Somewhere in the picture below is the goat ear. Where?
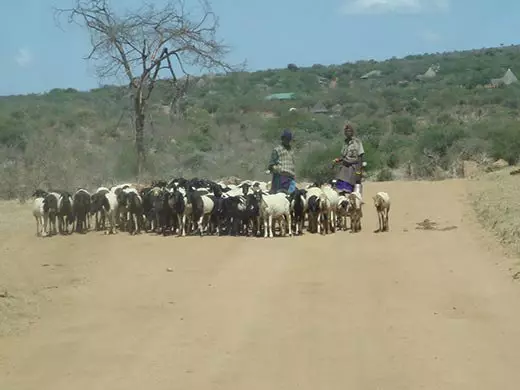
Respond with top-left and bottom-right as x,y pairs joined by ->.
361,201 -> 365,205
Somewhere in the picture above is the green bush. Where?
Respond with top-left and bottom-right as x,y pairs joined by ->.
4,42 -> 520,195
299,144 -> 342,182
392,115 -> 415,135
488,122 -> 520,164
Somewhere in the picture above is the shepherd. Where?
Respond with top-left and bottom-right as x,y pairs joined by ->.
332,123 -> 365,193
267,129 -> 296,194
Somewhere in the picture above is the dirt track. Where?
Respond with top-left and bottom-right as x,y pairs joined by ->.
2,179 -> 520,389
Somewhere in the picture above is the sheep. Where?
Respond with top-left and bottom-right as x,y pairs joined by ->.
177,187 -> 195,235
348,190 -> 364,233
116,187 -> 143,234
116,187 -> 140,231
220,194 -> 248,236
73,189 -> 91,234
154,188 -> 175,236
305,186 -> 327,234
102,191 -> 119,235
43,192 -> 61,236
255,191 -> 292,238
28,175 -> 386,239
57,192 -> 75,235
198,194 -> 216,236
373,191 -> 391,233
243,193 -> 262,236
336,194 -> 351,231
91,188 -> 109,231
320,184 -> 340,234
32,189 -> 48,237
289,188 -> 307,235
91,190 -> 119,235
144,186 -> 167,233
125,190 -> 145,235
183,188 -> 207,236
167,187 -> 187,237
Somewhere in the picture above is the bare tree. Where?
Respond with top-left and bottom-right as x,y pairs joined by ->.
55,0 -> 240,178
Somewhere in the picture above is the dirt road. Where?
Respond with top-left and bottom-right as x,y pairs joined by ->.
2,179 -> 520,389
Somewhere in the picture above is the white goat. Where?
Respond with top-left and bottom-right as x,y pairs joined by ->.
320,184 -> 340,234
32,193 -> 47,237
373,191 -> 391,232
336,194 -> 351,231
103,191 -> 119,235
348,190 -> 364,233
257,192 -> 292,238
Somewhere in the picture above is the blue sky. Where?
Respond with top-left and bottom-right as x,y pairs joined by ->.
0,0 -> 518,96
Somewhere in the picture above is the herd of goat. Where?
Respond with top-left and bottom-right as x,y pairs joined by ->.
31,177 -> 391,238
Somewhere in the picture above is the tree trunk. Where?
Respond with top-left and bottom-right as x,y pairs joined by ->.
134,92 -> 146,180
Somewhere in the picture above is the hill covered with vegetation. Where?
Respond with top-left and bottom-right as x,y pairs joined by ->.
2,44 -> 520,198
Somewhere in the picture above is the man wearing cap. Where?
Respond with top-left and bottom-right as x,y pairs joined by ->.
332,123 -> 364,193
267,129 -> 296,194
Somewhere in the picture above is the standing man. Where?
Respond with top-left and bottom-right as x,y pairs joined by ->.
267,129 -> 296,194
333,123 -> 364,193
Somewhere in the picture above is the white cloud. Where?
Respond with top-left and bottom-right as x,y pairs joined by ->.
14,48 -> 33,68
340,0 -> 449,14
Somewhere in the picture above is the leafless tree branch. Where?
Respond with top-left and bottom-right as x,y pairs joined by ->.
54,0 -> 243,177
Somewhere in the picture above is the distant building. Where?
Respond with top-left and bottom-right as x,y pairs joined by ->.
311,101 -> 328,114
264,92 -> 296,101
360,70 -> 382,79
490,68 -> 518,87
416,64 -> 440,80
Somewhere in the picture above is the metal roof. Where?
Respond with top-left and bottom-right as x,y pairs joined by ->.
265,92 -> 296,100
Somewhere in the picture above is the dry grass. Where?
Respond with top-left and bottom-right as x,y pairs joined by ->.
468,166 -> 520,261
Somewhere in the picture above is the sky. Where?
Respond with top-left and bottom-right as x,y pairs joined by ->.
0,0 -> 519,96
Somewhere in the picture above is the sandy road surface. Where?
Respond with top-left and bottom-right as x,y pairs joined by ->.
2,179 -> 520,389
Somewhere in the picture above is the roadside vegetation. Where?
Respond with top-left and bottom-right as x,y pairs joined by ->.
2,41 -> 520,199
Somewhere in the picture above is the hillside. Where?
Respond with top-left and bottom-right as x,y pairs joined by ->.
2,44 -> 520,199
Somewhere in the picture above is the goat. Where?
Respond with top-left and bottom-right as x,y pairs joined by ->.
255,192 -> 292,238
373,191 -> 391,232
32,189 -> 48,237
167,187 -> 187,237
43,192 -> 61,236
336,194 -> 351,231
125,190 -> 145,235
102,191 -> 119,235
348,191 -> 364,233
289,188 -> 307,235
305,186 -> 327,234
57,192 -> 75,235
73,189 -> 91,234
91,187 -> 109,231
320,184 -> 340,234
